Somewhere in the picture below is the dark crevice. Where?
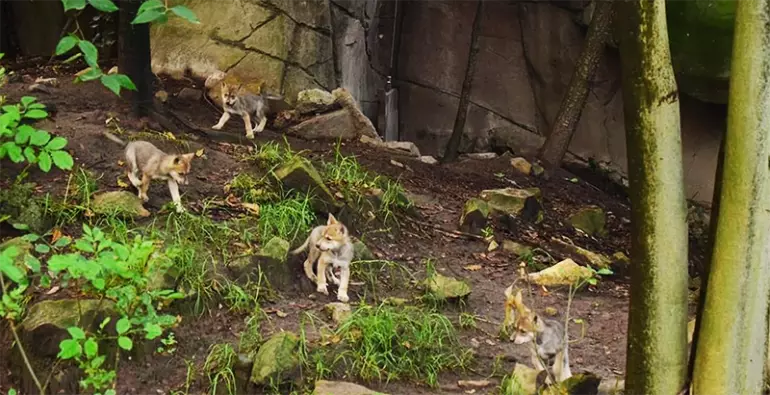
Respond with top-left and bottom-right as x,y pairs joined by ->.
237,12 -> 279,43
258,0 -> 332,36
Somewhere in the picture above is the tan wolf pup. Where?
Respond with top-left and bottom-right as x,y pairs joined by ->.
291,213 -> 354,303
103,131 -> 195,213
505,285 -> 572,383
211,83 -> 281,139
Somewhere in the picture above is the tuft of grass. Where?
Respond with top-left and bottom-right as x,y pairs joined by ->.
322,141 -> 411,223
226,172 -> 279,204
458,313 -> 478,329
314,303 -> 472,387
257,193 -> 316,244
238,313 -> 264,354
204,343 -> 237,395
499,372 -> 527,395
245,139 -> 302,172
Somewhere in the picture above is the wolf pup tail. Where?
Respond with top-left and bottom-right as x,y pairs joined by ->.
103,131 -> 127,146
262,93 -> 284,101
290,235 -> 311,255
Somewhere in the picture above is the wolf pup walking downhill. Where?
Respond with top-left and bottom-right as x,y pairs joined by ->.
291,214 -> 354,302
211,83 -> 281,139
103,131 -> 195,213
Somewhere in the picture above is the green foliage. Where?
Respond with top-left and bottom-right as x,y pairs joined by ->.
204,343 -> 237,395
226,172 -> 279,204
312,303 -> 472,387
499,373 -> 527,395
257,194 -> 316,244
55,0 -> 198,96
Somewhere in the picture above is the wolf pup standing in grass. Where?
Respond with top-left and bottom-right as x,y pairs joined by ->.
292,213 -> 354,303
103,131 -> 195,213
211,82 -> 281,139
505,285 -> 572,384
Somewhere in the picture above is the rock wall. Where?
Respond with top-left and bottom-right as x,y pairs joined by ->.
148,0 -> 725,204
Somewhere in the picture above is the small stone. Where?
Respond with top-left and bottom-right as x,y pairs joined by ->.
390,159 -> 405,168
465,152 -> 498,160
532,163 -> 545,177
419,155 -> 438,164
544,306 -> 558,316
528,258 -> 594,287
259,237 -> 290,263
91,191 -> 151,218
424,272 -> 471,300
107,66 -> 119,75
250,332 -> 300,385
27,84 -> 53,94
313,380 -> 385,395
458,380 -> 491,389
510,157 -> 533,175
154,90 -> 169,103
382,297 -> 408,306
459,198 -> 490,234
295,88 -> 336,114
568,205 -> 607,236
176,87 -> 202,101
501,240 -> 533,256
324,302 -> 352,325
34,77 -> 59,87
380,141 -> 420,157
480,187 -> 543,223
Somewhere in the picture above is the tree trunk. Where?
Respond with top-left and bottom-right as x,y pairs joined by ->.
118,0 -> 152,116
442,0 -> 482,163
538,1 -> 613,175
616,0 -> 689,394
691,0 -> 770,392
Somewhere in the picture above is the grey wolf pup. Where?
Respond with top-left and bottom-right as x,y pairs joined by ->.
211,83 -> 281,139
103,131 -> 195,213
291,214 -> 354,302
505,285 -> 572,383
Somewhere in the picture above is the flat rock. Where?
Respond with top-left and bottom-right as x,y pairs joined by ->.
296,88 -> 337,114
313,380 -> 385,395
465,152 -> 498,160
91,191 -> 150,218
568,205 -> 607,236
528,258 -> 594,287
480,187 -> 543,223
510,157 -> 533,175
425,272 -> 471,300
288,109 -> 358,140
502,240 -> 533,256
419,155 -> 438,164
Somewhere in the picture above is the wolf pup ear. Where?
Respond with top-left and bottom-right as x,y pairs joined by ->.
327,213 -> 338,225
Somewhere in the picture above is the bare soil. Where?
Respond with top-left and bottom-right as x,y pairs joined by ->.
0,62 -> 706,395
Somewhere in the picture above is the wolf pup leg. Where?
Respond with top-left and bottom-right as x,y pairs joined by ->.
167,178 -> 185,213
336,264 -> 350,302
315,255 -> 331,295
253,114 -> 267,134
212,111 -> 230,130
241,113 -> 254,139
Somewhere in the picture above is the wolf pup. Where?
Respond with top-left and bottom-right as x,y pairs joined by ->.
291,213 -> 354,302
211,83 -> 281,139
103,131 -> 195,213
505,285 -> 572,383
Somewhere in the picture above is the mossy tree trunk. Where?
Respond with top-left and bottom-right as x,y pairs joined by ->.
442,0 -> 483,163
616,0 -> 689,393
691,0 -> 770,392
538,1 -> 614,175
118,0 -> 152,116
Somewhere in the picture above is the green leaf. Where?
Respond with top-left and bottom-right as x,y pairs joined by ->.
67,326 -> 86,340
23,109 -> 48,119
116,317 -> 130,334
55,36 -> 79,55
51,150 -> 74,170
114,74 -> 137,91
118,336 -> 133,350
132,8 -> 166,24
93,277 -> 106,290
99,317 -> 111,330
87,0 -> 118,12
91,355 -> 106,369
144,323 -> 163,340
3,142 -> 23,163
75,239 -> 95,253
62,0 -> 87,11
57,338 -> 82,359
23,147 -> 38,164
77,68 -> 103,82
105,390 -> 117,395
84,338 -> 98,357
28,103 -> 46,110
8,389 -> 17,395
24,254 -> 41,273
169,5 -> 199,24
596,268 -> 614,276
20,96 -> 36,108
40,274 -> 51,288
54,236 -> 72,248
30,130 -> 51,146
46,136 -> 68,151
22,234 -> 40,242
0,258 -> 25,284
100,74 -> 121,96
137,0 -> 164,14
14,125 -> 34,145
78,40 -> 99,68
35,244 -> 50,254
37,151 -> 52,172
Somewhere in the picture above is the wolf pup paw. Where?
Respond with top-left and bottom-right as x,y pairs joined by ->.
337,293 -> 349,303
211,124 -> 223,130
317,285 -> 329,295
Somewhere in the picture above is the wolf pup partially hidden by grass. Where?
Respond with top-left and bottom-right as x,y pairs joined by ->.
505,285 -> 572,384
211,83 -> 281,139
104,131 -> 195,213
291,213 -> 354,302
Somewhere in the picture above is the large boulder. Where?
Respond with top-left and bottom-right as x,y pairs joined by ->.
287,109 -> 359,140
295,88 -> 337,114
250,331 -> 300,385
91,191 -> 150,218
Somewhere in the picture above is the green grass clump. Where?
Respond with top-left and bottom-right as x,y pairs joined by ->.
204,343 -> 237,395
226,172 -> 279,204
316,303 -> 472,387
246,139 -> 302,172
257,193 -> 316,244
322,141 -> 411,223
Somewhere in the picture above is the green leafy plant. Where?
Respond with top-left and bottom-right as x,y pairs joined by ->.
56,0 -> 198,96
